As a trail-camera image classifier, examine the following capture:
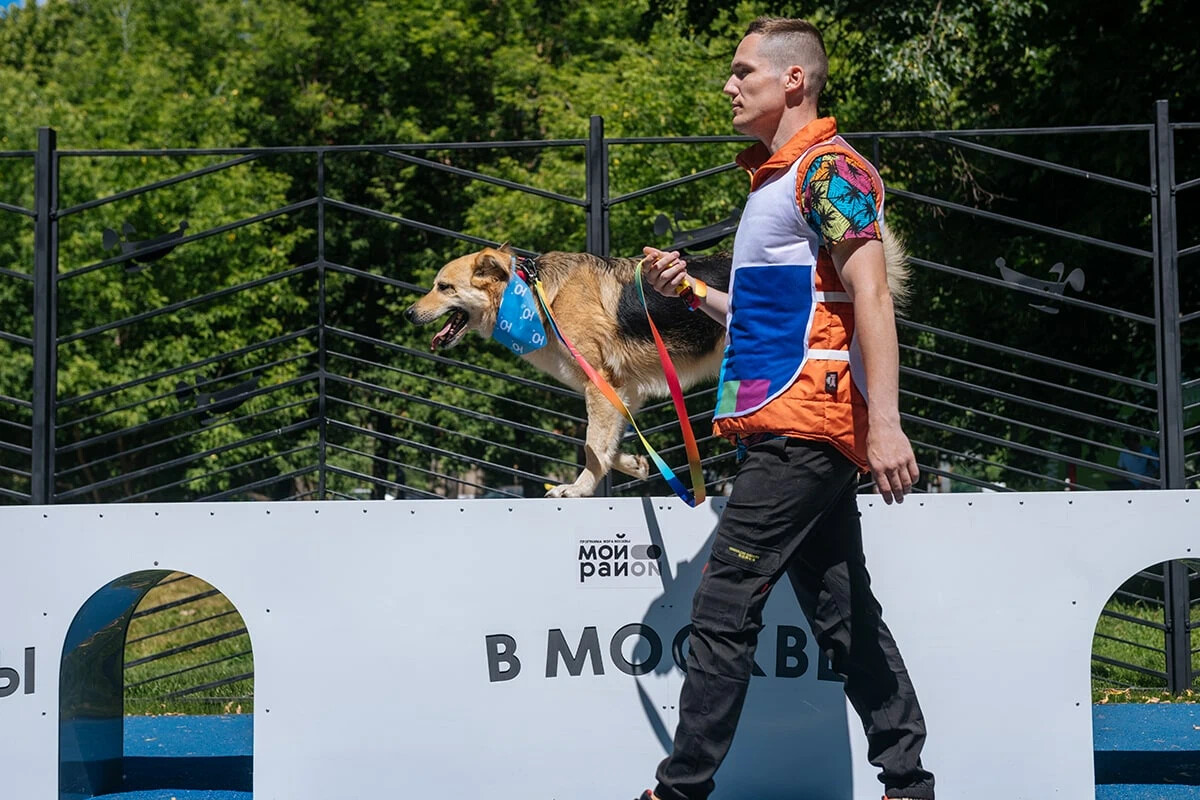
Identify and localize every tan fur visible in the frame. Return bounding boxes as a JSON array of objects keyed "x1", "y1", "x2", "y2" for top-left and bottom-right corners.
[{"x1": 406, "y1": 238, "x2": 909, "y2": 497}]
